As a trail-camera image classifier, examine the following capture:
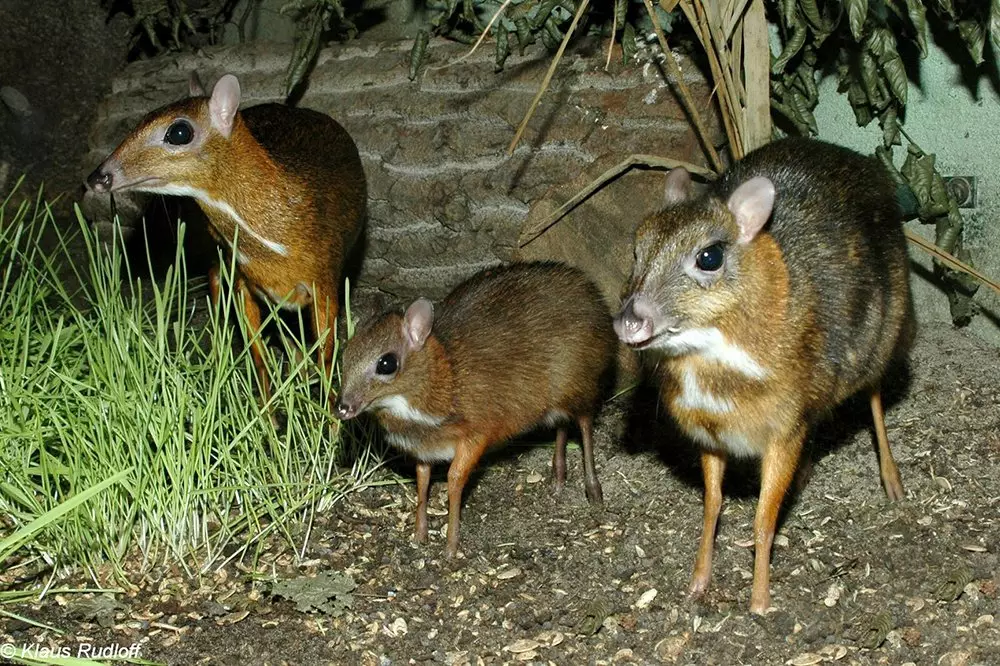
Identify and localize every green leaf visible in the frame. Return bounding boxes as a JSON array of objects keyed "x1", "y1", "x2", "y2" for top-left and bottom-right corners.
[
  {"x1": 791, "y1": 89, "x2": 819, "y2": 134},
  {"x1": 495, "y1": 24, "x2": 510, "y2": 71},
  {"x1": 773, "y1": 20, "x2": 807, "y2": 74},
  {"x1": 990, "y1": 0, "x2": 1000, "y2": 53},
  {"x1": 782, "y1": 0, "x2": 797, "y2": 27},
  {"x1": 958, "y1": 20, "x2": 986, "y2": 65},
  {"x1": 799, "y1": 0, "x2": 826, "y2": 32},
  {"x1": 408, "y1": 29, "x2": 430, "y2": 81},
  {"x1": 904, "y1": 0, "x2": 928, "y2": 56},
  {"x1": 846, "y1": 0, "x2": 868, "y2": 41},
  {"x1": 882, "y1": 53, "x2": 908, "y2": 104},
  {"x1": 622, "y1": 22, "x2": 637, "y2": 63},
  {"x1": 936, "y1": 0, "x2": 955, "y2": 17},
  {"x1": 879, "y1": 105, "x2": 900, "y2": 147}
]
